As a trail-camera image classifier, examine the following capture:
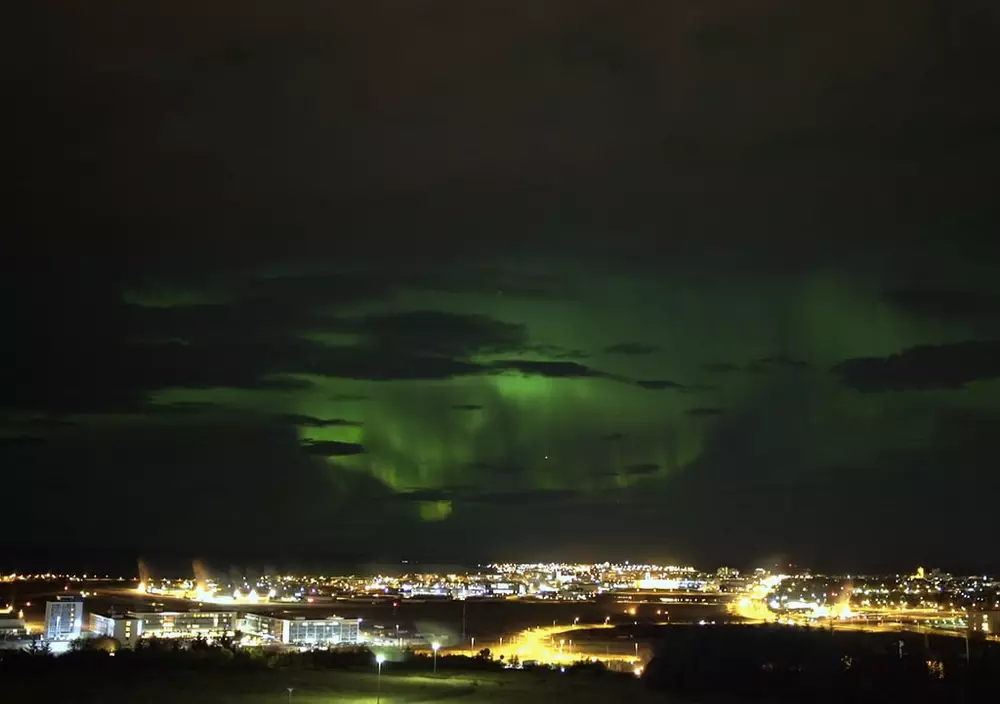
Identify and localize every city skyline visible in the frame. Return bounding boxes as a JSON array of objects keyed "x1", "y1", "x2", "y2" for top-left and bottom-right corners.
[{"x1": 7, "y1": 1, "x2": 1000, "y2": 571}]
